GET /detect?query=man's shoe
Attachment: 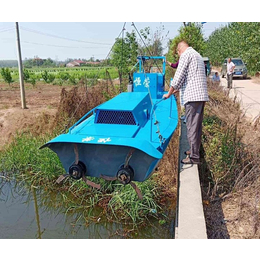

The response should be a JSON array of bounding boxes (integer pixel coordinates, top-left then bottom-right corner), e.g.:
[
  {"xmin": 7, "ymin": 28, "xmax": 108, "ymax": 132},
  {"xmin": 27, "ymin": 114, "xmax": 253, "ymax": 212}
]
[{"xmin": 181, "ymin": 157, "xmax": 200, "ymax": 164}]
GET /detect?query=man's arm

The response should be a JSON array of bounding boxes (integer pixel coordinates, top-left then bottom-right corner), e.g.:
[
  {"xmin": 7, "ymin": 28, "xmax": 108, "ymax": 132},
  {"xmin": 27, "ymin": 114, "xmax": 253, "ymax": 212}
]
[
  {"xmin": 163, "ymin": 86, "xmax": 179, "ymax": 99},
  {"xmin": 167, "ymin": 60, "xmax": 179, "ymax": 68},
  {"xmin": 231, "ymin": 62, "xmax": 236, "ymax": 73},
  {"xmin": 163, "ymin": 54, "xmax": 188, "ymax": 99}
]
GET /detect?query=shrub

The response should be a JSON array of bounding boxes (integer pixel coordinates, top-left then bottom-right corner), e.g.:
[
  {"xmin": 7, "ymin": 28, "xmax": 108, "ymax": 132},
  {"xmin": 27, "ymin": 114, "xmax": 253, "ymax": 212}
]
[{"xmin": 1, "ymin": 68, "xmax": 13, "ymax": 86}]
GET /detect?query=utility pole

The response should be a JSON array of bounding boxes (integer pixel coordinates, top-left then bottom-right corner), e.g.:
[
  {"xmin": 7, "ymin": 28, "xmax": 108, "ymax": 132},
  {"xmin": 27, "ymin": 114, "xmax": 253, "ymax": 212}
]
[{"xmin": 15, "ymin": 22, "xmax": 26, "ymax": 109}]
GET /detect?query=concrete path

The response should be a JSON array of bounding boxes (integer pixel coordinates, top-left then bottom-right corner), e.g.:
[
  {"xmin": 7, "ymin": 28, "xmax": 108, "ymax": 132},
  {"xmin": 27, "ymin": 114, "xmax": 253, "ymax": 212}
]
[
  {"xmin": 216, "ymin": 72, "xmax": 260, "ymax": 122},
  {"xmin": 175, "ymin": 120, "xmax": 207, "ymax": 239}
]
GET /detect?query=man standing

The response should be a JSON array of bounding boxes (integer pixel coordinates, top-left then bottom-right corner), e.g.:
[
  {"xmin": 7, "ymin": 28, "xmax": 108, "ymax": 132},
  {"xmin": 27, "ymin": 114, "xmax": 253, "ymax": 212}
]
[
  {"xmin": 163, "ymin": 41, "xmax": 209, "ymax": 164},
  {"xmin": 227, "ymin": 58, "xmax": 235, "ymax": 88}
]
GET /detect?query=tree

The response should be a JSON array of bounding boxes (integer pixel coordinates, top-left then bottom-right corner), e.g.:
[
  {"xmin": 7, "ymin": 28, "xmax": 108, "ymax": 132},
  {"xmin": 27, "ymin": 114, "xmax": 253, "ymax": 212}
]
[
  {"xmin": 23, "ymin": 69, "xmax": 37, "ymax": 87},
  {"xmin": 23, "ymin": 69, "xmax": 30, "ymax": 81},
  {"xmin": 30, "ymin": 75, "xmax": 36, "ymax": 87},
  {"xmin": 167, "ymin": 23, "xmax": 206, "ymax": 64},
  {"xmin": 42, "ymin": 70, "xmax": 48, "ymax": 83},
  {"xmin": 110, "ymin": 30, "xmax": 139, "ymax": 83},
  {"xmin": 204, "ymin": 22, "xmax": 260, "ymax": 73},
  {"xmin": 139, "ymin": 24, "xmax": 168, "ymax": 56},
  {"xmin": 41, "ymin": 70, "xmax": 55, "ymax": 83},
  {"xmin": 1, "ymin": 68, "xmax": 13, "ymax": 86},
  {"xmin": 43, "ymin": 58, "xmax": 55, "ymax": 67},
  {"xmin": 58, "ymin": 72, "xmax": 70, "ymax": 81}
]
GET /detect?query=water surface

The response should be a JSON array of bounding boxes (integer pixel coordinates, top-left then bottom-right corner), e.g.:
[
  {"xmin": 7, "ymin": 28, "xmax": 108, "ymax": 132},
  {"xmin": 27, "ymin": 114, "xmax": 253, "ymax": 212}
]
[{"xmin": 0, "ymin": 175, "xmax": 174, "ymax": 239}]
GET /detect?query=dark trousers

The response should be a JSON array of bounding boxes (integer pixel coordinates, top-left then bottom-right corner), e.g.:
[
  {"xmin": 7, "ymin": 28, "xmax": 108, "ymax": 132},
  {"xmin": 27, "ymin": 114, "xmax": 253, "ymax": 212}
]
[
  {"xmin": 227, "ymin": 73, "xmax": 233, "ymax": 88},
  {"xmin": 185, "ymin": 101, "xmax": 205, "ymax": 160}
]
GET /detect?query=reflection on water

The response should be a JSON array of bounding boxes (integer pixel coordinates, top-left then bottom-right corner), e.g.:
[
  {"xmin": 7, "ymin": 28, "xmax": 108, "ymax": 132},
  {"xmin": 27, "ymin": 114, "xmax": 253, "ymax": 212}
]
[{"xmin": 0, "ymin": 173, "xmax": 174, "ymax": 239}]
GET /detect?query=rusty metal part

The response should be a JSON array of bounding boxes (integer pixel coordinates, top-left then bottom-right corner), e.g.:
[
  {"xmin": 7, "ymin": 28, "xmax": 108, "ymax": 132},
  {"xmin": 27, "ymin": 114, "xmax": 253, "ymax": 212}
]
[
  {"xmin": 82, "ymin": 174, "xmax": 101, "ymax": 189},
  {"xmin": 130, "ymin": 182, "xmax": 143, "ymax": 200},
  {"xmin": 73, "ymin": 143, "xmax": 79, "ymax": 164},
  {"xmin": 100, "ymin": 174, "xmax": 117, "ymax": 181},
  {"xmin": 124, "ymin": 148, "xmax": 135, "ymax": 168},
  {"xmin": 56, "ymin": 174, "xmax": 69, "ymax": 184}
]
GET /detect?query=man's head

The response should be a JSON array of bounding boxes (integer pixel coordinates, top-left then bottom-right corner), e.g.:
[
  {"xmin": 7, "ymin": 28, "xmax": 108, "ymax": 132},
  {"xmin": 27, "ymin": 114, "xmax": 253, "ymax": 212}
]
[
  {"xmin": 215, "ymin": 72, "xmax": 218, "ymax": 76},
  {"xmin": 177, "ymin": 41, "xmax": 189, "ymax": 56},
  {"xmin": 228, "ymin": 58, "xmax": 232, "ymax": 63}
]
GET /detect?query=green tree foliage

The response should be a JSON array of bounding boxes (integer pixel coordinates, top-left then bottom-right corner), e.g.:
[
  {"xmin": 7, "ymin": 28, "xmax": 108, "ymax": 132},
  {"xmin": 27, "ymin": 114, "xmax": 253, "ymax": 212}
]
[
  {"xmin": 69, "ymin": 75, "xmax": 77, "ymax": 85},
  {"xmin": 167, "ymin": 23, "xmax": 206, "ymax": 64},
  {"xmin": 43, "ymin": 58, "xmax": 56, "ymax": 67},
  {"xmin": 204, "ymin": 22, "xmax": 260, "ymax": 74},
  {"xmin": 0, "ymin": 68, "xmax": 13, "ymax": 85},
  {"xmin": 110, "ymin": 30, "xmax": 139, "ymax": 79},
  {"xmin": 41, "ymin": 70, "xmax": 55, "ymax": 83},
  {"xmin": 23, "ymin": 69, "xmax": 38, "ymax": 87},
  {"xmin": 24, "ymin": 57, "xmax": 56, "ymax": 68},
  {"xmin": 58, "ymin": 72, "xmax": 70, "ymax": 81},
  {"xmin": 42, "ymin": 70, "xmax": 48, "ymax": 83},
  {"xmin": 30, "ymin": 76, "xmax": 36, "ymax": 87},
  {"xmin": 23, "ymin": 69, "xmax": 30, "ymax": 81}
]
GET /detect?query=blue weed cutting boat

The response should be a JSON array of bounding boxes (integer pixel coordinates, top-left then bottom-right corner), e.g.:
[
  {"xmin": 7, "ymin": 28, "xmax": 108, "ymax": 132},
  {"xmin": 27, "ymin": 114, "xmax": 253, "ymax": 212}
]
[{"xmin": 40, "ymin": 56, "xmax": 178, "ymax": 199}]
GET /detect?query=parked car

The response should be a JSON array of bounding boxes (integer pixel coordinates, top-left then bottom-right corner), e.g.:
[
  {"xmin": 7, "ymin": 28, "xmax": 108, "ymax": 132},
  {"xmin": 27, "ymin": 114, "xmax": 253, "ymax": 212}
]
[
  {"xmin": 202, "ymin": 57, "xmax": 211, "ymax": 76},
  {"xmin": 221, "ymin": 58, "xmax": 248, "ymax": 79}
]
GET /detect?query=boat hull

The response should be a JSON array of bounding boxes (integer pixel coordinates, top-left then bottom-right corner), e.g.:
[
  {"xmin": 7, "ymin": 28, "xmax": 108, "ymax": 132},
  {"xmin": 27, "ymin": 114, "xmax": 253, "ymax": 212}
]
[{"xmin": 46, "ymin": 142, "xmax": 163, "ymax": 182}]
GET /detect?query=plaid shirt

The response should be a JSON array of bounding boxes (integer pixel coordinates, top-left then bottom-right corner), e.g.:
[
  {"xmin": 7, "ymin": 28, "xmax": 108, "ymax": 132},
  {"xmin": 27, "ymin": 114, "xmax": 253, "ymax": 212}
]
[{"xmin": 170, "ymin": 47, "xmax": 209, "ymax": 105}]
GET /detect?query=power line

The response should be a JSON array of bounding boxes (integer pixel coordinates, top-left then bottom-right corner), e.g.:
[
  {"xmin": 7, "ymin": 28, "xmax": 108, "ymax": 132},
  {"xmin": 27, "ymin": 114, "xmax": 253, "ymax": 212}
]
[
  {"xmin": 20, "ymin": 26, "xmax": 113, "ymax": 46},
  {"xmin": 0, "ymin": 27, "xmax": 14, "ymax": 33},
  {"xmin": 21, "ymin": 40, "xmax": 109, "ymax": 49}
]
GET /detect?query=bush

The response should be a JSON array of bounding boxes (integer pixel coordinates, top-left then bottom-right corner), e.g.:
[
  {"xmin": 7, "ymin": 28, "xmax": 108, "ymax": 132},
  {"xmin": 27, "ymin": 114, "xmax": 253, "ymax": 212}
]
[
  {"xmin": 200, "ymin": 81, "xmax": 259, "ymax": 198},
  {"xmin": 41, "ymin": 70, "xmax": 55, "ymax": 83},
  {"xmin": 1, "ymin": 68, "xmax": 13, "ymax": 85}
]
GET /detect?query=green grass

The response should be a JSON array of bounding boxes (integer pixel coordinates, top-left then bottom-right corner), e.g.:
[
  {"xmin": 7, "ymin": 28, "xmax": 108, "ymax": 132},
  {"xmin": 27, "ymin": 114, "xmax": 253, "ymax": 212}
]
[{"xmin": 0, "ymin": 132, "xmax": 166, "ymax": 226}]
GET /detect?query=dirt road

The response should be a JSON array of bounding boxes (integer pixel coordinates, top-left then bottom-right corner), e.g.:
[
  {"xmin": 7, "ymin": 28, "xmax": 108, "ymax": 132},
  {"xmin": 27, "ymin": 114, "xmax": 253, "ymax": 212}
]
[{"xmin": 214, "ymin": 71, "xmax": 260, "ymax": 122}]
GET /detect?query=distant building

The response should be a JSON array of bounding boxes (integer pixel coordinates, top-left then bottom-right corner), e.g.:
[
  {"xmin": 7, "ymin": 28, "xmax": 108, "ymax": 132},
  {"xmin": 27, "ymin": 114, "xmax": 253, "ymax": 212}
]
[{"xmin": 66, "ymin": 60, "xmax": 86, "ymax": 67}]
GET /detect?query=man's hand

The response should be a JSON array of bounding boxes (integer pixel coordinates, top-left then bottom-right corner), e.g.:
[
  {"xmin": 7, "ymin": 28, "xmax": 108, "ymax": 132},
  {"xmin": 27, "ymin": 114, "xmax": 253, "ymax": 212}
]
[
  {"xmin": 163, "ymin": 93, "xmax": 170, "ymax": 99},
  {"xmin": 163, "ymin": 88, "xmax": 178, "ymax": 99}
]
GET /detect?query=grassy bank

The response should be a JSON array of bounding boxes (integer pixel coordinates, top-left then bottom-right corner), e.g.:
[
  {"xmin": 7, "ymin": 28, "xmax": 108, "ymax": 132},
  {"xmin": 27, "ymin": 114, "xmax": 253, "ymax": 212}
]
[{"xmin": 200, "ymin": 81, "xmax": 260, "ymax": 238}]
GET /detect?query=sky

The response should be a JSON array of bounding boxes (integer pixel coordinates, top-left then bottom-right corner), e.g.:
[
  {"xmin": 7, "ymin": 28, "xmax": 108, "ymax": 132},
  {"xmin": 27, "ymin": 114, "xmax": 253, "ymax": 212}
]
[
  {"xmin": 1, "ymin": 0, "xmax": 256, "ymax": 63},
  {"xmin": 0, "ymin": 22, "xmax": 228, "ymax": 62}
]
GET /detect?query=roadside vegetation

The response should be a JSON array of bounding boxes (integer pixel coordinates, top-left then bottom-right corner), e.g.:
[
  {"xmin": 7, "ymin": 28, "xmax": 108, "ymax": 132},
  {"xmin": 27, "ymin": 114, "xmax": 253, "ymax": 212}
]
[{"xmin": 200, "ymin": 81, "xmax": 260, "ymax": 238}]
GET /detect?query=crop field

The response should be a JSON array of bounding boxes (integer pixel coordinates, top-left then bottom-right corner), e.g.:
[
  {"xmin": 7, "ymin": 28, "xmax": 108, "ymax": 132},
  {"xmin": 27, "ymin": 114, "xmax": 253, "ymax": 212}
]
[{"xmin": 0, "ymin": 66, "xmax": 119, "ymax": 86}]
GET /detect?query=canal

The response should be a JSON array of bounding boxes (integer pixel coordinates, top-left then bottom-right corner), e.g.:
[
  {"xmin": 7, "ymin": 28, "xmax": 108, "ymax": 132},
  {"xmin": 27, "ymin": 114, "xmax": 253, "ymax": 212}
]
[{"xmin": 0, "ymin": 174, "xmax": 175, "ymax": 239}]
